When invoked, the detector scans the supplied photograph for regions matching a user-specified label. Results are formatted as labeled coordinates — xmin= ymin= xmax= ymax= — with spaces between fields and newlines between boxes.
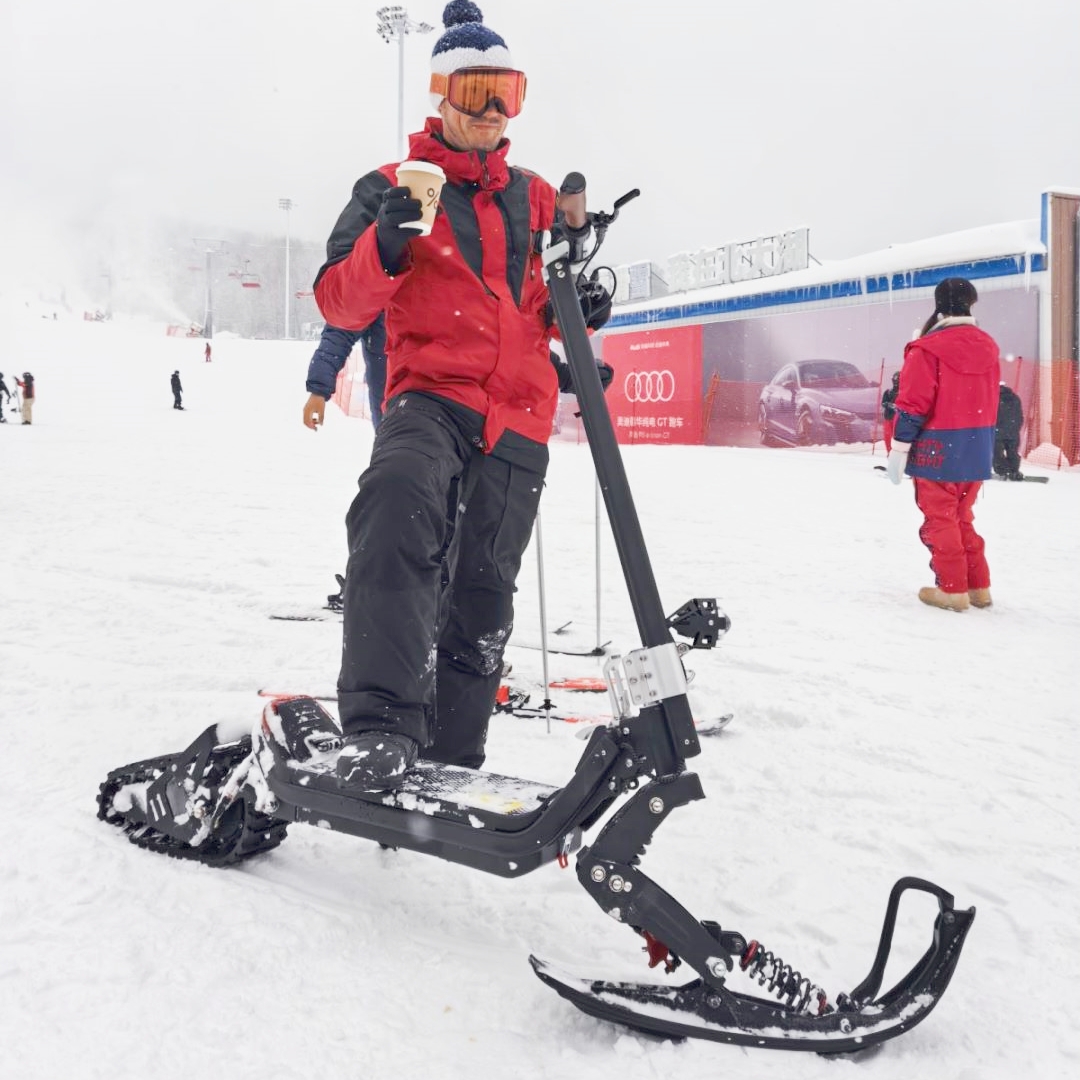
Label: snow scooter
xmin=97 ymin=180 xmax=974 ymax=1053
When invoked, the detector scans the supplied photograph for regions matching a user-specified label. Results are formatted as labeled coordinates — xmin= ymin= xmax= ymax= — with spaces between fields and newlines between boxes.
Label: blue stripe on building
xmin=607 ymin=253 xmax=1046 ymax=331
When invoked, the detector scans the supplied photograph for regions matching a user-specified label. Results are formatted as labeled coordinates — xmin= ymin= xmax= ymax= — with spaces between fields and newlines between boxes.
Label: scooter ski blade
xmin=531 ymin=874 xmax=974 ymax=1053
xmin=530 ymin=922 xmax=969 ymax=1054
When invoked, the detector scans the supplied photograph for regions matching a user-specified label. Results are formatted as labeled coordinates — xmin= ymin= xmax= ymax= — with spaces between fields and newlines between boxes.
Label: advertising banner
xmin=600 ymin=325 xmax=704 ymax=445
xmin=700 ymin=287 xmax=1038 ymax=448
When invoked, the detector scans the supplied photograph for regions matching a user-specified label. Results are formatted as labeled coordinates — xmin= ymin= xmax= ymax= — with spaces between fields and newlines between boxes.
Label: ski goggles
xmin=430 ymin=67 xmax=527 ymax=118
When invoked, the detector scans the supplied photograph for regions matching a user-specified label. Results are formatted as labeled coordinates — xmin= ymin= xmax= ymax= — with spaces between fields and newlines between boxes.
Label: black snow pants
xmin=994 ymin=437 xmax=1020 ymax=477
xmin=337 ymin=392 xmax=546 ymax=768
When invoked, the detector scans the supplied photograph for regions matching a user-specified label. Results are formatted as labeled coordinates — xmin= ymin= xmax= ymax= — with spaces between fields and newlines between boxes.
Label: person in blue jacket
xmin=303 ymin=314 xmax=387 ymax=431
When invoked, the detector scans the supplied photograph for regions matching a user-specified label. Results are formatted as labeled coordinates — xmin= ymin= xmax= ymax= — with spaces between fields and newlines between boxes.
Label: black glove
xmin=376 ymin=186 xmax=423 ymax=273
xmin=550 ymin=352 xmax=615 ymax=395
xmin=577 ymin=273 xmax=613 ymax=332
xmin=550 ymin=352 xmax=574 ymax=393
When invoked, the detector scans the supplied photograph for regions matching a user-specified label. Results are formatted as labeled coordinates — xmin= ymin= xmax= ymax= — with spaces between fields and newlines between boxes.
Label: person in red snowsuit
xmin=886 ymin=278 xmax=1000 ymax=611
xmin=304 ymin=2 xmax=611 ymax=793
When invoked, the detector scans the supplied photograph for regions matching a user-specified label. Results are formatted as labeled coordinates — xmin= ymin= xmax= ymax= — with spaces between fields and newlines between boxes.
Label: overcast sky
xmin=3 ymin=0 xmax=1079 ymax=283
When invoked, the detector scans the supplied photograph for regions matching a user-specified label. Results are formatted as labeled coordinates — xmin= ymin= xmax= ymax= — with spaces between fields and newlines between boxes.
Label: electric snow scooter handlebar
xmin=97 ymin=178 xmax=973 ymax=1054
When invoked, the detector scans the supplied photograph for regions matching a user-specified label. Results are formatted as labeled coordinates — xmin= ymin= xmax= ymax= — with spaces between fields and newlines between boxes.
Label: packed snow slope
xmin=1 ymin=311 xmax=1077 ymax=1080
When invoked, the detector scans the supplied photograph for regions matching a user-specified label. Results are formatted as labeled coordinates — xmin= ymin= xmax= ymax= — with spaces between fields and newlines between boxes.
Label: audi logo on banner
xmin=623 ymin=370 xmax=676 ymax=404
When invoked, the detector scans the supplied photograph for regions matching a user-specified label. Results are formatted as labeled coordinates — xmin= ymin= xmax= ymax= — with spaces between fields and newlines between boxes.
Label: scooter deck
xmin=282 ymin=756 xmax=559 ymax=820
xmin=258 ymin=696 xmax=629 ymax=876
xmin=265 ymin=751 xmax=587 ymax=876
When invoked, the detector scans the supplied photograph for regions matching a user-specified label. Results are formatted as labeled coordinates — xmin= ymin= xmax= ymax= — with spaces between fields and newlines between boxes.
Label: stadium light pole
xmin=375 ymin=6 xmax=434 ymax=159
xmin=278 ymin=198 xmax=293 ymax=339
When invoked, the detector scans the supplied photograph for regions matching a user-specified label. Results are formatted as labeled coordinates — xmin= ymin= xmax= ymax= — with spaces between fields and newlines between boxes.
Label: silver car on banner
xmin=758 ymin=360 xmax=880 ymax=446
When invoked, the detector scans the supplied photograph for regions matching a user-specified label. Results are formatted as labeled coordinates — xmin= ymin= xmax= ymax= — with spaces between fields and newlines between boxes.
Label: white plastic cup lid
xmin=397 ymin=160 xmax=446 ymax=181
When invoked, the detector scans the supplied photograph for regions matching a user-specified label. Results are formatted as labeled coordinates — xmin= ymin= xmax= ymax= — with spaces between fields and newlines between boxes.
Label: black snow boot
xmin=336 ymin=731 xmax=419 ymax=792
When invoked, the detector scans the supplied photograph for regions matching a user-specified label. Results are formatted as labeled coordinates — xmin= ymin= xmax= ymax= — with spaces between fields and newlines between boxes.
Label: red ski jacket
xmin=314 ymin=118 xmax=559 ymax=451
xmin=893 ymin=318 xmax=1000 ymax=481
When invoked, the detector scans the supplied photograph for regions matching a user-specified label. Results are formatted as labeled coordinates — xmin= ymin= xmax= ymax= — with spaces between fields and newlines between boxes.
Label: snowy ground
xmin=2 ymin=311 xmax=1078 ymax=1080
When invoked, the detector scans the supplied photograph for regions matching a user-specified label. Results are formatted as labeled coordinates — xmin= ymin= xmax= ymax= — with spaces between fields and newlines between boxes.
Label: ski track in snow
xmin=2 ymin=313 xmax=1079 ymax=1079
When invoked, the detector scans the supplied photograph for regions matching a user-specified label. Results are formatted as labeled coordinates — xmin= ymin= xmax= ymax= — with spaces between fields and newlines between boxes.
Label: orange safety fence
xmin=1004 ymin=357 xmax=1079 ymax=468
xmin=703 ymin=371 xmax=721 ymax=436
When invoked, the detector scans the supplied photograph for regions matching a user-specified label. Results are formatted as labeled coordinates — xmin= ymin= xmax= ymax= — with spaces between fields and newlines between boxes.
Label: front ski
xmin=532 ymin=871 xmax=973 ymax=1054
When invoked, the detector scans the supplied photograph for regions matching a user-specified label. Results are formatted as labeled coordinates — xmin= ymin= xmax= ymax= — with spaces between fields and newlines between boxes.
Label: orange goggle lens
xmin=431 ymin=68 xmax=527 ymax=118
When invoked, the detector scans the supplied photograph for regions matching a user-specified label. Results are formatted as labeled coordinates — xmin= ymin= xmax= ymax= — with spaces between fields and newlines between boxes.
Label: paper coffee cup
xmin=396 ymin=160 xmax=446 ymax=236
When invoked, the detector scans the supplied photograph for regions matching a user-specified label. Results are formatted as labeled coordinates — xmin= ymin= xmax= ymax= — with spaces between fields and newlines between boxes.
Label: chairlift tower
xmin=376 ymin=6 xmax=434 ymax=159
xmin=193 ymin=238 xmax=228 ymax=338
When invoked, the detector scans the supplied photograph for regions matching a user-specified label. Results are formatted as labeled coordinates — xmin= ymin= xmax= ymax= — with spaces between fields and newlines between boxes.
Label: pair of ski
xmin=254 ymin=687 xmax=733 ymax=738
xmin=515 ymin=706 xmax=733 ymax=738
xmin=873 ymin=464 xmax=1049 ymax=483
xmin=270 ymin=608 xmax=610 ymax=659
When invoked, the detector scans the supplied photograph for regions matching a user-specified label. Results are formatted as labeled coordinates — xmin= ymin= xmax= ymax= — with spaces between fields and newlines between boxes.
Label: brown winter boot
xmin=968 ymin=588 xmax=993 ymax=609
xmin=918 ymin=587 xmax=970 ymax=612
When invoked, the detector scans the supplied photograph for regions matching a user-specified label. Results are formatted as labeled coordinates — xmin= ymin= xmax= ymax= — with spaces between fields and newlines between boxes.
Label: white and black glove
xmin=886 ymin=442 xmax=910 ymax=485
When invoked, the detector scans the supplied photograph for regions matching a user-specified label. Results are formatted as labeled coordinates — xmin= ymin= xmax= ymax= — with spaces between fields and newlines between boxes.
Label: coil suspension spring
xmin=739 ymin=940 xmax=830 ymax=1017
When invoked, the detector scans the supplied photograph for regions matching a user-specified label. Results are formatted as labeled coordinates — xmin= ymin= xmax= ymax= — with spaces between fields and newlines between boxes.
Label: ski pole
xmin=533 ymin=509 xmax=554 ymax=734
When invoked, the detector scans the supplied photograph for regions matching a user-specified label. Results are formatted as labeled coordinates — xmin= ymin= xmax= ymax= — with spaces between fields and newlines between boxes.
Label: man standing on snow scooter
xmin=304 ymin=1 xmax=613 ymax=793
